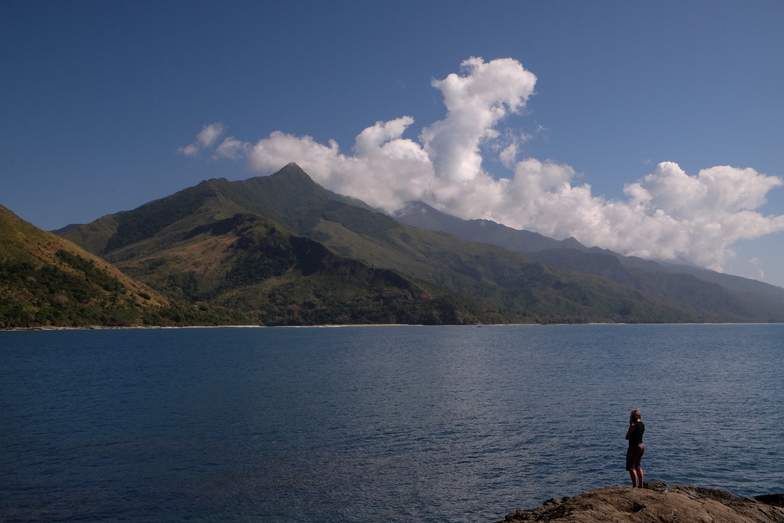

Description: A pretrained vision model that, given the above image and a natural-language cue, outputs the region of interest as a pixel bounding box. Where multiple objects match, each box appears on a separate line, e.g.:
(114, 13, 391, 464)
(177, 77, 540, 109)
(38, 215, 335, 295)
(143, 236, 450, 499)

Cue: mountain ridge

(104, 209, 471, 326)
(393, 199, 784, 309)
(394, 200, 587, 253)
(53, 164, 784, 324)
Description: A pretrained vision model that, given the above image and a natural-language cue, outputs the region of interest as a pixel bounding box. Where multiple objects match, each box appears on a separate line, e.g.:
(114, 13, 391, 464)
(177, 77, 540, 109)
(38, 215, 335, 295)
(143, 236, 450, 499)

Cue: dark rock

(758, 494, 784, 508)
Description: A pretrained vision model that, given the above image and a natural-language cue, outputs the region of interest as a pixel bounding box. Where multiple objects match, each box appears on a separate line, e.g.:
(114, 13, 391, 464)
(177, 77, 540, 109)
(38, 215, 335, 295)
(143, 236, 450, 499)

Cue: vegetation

(528, 248, 784, 322)
(109, 212, 495, 326)
(0, 206, 246, 329)
(398, 200, 784, 321)
(0, 250, 247, 328)
(51, 165, 703, 326)
(5, 162, 780, 328)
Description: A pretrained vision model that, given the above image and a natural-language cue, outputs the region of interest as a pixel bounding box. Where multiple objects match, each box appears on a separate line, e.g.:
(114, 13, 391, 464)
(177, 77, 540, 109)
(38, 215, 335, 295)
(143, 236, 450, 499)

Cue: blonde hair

(630, 408, 642, 423)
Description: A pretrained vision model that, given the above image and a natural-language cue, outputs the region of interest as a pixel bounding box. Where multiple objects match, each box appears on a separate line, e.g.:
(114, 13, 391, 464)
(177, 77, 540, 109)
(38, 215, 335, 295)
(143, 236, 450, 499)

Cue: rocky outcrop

(496, 483, 784, 522)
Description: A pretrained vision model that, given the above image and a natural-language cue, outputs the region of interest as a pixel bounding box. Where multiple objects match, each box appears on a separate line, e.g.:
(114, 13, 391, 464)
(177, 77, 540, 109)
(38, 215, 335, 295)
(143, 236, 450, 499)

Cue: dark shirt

(628, 421, 645, 445)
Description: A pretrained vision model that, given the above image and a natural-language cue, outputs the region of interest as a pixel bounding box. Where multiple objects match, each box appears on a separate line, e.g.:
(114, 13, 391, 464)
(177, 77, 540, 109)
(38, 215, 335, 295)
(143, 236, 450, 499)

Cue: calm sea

(1, 324, 782, 522)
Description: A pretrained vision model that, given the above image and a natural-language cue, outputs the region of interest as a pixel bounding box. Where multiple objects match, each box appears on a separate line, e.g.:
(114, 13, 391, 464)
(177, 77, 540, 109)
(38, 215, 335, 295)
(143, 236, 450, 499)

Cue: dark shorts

(626, 442, 645, 471)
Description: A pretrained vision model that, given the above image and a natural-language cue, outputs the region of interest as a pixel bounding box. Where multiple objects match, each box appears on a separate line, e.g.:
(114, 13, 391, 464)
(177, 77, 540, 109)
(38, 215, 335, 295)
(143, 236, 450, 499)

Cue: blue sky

(2, 0, 784, 287)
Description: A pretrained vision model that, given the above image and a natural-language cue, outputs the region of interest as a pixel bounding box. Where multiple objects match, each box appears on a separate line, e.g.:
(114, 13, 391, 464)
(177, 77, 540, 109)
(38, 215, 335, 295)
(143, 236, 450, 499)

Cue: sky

(2, 1, 784, 288)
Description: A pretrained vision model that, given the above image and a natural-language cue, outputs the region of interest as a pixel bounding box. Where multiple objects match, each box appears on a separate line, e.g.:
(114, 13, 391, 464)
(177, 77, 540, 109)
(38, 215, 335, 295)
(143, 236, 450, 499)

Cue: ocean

(1, 324, 782, 522)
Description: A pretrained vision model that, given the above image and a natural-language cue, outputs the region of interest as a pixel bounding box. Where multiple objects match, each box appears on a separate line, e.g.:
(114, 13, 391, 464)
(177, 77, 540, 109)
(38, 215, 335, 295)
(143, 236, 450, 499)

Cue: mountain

(55, 163, 762, 324)
(394, 200, 588, 253)
(394, 200, 784, 320)
(88, 210, 473, 326)
(53, 171, 490, 325)
(0, 204, 245, 328)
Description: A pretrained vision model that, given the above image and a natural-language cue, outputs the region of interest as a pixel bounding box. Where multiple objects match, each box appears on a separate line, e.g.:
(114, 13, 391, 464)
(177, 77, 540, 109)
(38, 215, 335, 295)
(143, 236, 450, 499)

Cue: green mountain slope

(102, 211, 480, 325)
(57, 164, 723, 324)
(527, 248, 784, 322)
(394, 200, 784, 321)
(0, 205, 245, 328)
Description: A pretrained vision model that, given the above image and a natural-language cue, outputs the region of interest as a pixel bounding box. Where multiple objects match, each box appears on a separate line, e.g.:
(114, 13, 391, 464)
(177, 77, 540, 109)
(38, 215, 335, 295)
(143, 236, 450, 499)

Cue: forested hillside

(0, 205, 245, 328)
(55, 164, 766, 325)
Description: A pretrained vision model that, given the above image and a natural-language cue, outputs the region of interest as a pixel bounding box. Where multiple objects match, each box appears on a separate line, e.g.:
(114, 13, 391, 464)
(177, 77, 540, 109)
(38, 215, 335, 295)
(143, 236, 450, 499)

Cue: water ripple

(1, 324, 782, 522)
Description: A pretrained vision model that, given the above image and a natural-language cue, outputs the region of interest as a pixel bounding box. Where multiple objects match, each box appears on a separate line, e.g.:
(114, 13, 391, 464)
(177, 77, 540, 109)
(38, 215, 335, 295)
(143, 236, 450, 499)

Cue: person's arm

(625, 422, 636, 440)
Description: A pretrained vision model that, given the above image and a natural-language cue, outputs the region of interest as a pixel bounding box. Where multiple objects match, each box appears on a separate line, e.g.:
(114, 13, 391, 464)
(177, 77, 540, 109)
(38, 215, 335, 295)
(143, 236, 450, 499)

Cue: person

(625, 407, 645, 488)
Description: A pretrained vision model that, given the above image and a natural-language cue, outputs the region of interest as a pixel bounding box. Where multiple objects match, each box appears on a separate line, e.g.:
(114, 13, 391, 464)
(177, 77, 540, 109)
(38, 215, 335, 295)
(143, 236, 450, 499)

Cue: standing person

(625, 408, 645, 488)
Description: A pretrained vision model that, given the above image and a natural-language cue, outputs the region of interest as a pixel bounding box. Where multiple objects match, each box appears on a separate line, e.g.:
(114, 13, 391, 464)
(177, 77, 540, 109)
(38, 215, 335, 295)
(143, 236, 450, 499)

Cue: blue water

(1, 324, 782, 522)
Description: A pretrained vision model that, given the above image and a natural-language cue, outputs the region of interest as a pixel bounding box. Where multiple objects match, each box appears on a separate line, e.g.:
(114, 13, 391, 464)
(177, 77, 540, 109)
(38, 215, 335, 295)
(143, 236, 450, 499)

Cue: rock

(757, 494, 784, 508)
(495, 484, 784, 523)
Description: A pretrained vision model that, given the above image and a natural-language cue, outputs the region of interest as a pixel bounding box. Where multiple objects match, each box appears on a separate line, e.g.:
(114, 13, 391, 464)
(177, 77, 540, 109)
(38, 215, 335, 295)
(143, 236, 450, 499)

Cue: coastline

(5, 322, 782, 332)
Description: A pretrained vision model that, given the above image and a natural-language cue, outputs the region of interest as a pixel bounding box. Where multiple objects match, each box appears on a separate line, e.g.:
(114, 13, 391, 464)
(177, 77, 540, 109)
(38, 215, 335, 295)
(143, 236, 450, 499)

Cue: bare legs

(629, 466, 644, 488)
(627, 442, 645, 488)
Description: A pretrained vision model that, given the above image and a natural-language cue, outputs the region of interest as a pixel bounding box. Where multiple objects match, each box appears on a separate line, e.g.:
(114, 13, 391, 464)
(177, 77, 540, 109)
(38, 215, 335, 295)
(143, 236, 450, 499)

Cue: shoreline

(3, 321, 783, 332)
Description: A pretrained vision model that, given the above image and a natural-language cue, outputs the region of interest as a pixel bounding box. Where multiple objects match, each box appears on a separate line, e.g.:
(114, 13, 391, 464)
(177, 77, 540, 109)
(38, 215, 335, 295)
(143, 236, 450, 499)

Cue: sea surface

(1, 324, 782, 522)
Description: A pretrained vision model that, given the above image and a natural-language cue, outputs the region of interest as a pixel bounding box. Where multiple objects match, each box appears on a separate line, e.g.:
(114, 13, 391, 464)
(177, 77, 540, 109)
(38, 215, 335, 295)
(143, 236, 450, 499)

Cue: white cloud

(178, 144, 199, 157)
(215, 136, 251, 160)
(178, 123, 225, 156)
(420, 56, 536, 184)
(496, 130, 532, 169)
(197, 123, 225, 147)
(181, 57, 784, 275)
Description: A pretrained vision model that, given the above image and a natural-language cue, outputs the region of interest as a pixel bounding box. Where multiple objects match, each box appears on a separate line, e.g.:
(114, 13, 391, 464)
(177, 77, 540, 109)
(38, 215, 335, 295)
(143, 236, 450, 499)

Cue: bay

(1, 324, 782, 522)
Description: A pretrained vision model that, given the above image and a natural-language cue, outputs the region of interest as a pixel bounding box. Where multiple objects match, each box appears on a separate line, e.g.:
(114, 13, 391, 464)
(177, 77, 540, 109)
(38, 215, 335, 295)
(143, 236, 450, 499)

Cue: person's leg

(627, 445, 641, 487)
(636, 444, 645, 487)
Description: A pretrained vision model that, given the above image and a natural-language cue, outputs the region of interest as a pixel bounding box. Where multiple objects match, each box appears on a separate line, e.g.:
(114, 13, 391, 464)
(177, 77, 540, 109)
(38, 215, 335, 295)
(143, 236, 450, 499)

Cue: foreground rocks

(496, 482, 784, 522)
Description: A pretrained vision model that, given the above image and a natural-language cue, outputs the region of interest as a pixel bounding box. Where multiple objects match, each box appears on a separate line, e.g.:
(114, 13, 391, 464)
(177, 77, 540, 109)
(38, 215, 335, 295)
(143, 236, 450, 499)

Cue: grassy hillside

(0, 205, 245, 328)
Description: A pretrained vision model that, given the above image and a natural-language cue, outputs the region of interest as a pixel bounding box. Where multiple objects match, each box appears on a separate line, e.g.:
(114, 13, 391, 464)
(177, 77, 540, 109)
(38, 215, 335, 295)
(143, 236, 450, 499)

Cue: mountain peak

(272, 162, 312, 181)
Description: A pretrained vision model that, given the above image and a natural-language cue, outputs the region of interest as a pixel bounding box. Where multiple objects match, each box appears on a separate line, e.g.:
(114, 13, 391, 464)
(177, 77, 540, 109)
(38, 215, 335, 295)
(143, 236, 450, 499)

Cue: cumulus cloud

(178, 123, 226, 156)
(215, 136, 251, 160)
(500, 160, 784, 270)
(420, 56, 536, 184)
(181, 57, 784, 274)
